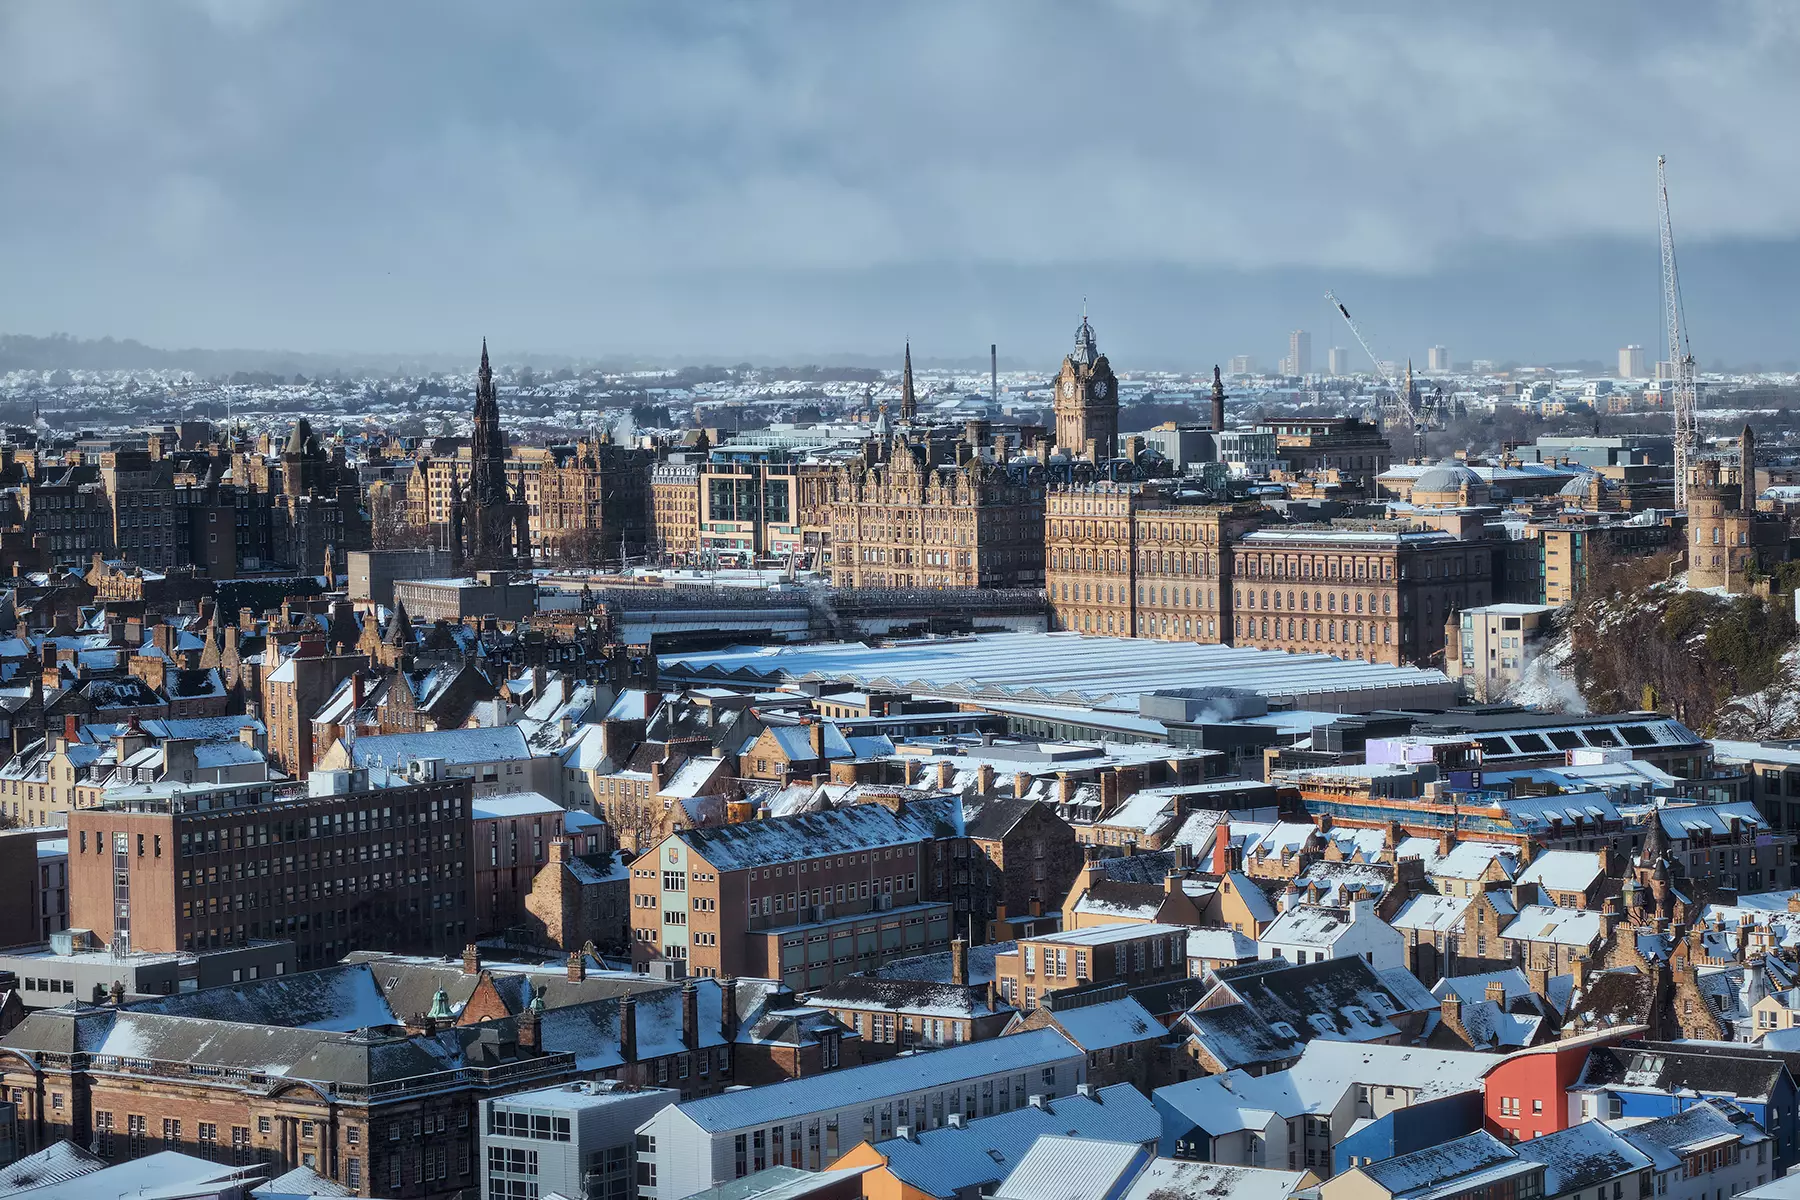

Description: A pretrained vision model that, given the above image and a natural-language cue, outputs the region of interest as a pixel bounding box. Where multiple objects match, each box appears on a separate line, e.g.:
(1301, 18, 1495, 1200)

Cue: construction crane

(1658, 155, 1699, 510)
(1326, 290, 1427, 460)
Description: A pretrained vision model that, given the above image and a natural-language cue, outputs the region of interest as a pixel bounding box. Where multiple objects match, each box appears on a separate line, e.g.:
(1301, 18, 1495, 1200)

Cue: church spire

(899, 341, 917, 422)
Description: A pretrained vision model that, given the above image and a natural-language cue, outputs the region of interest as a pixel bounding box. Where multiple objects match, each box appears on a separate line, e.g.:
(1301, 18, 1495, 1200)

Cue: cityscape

(4, 6, 1800, 1200)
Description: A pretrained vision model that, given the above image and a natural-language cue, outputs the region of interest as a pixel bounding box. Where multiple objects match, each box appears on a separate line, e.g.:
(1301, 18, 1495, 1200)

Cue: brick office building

(992, 922, 1189, 1012)
(67, 768, 475, 968)
(630, 798, 961, 987)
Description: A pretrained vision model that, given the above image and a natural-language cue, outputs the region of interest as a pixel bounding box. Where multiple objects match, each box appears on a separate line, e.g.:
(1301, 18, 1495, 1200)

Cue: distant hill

(0, 333, 1041, 377)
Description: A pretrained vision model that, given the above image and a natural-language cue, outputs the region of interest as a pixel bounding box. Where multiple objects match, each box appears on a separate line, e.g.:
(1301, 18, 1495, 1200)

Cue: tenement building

(827, 436, 1044, 589)
(650, 460, 701, 562)
(534, 437, 654, 565)
(67, 769, 475, 968)
(1045, 480, 1265, 640)
(1230, 523, 1494, 666)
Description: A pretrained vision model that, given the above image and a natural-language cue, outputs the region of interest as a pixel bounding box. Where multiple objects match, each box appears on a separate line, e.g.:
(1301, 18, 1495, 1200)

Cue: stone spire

(900, 342, 917, 422)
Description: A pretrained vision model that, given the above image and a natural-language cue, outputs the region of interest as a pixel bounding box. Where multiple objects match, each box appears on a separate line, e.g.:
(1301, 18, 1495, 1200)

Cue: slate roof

(0, 1141, 105, 1194)
(1095, 851, 1183, 885)
(1037, 996, 1163, 1051)
(804, 977, 999, 1020)
(346, 725, 532, 769)
(872, 942, 1016, 987)
(1578, 1040, 1788, 1103)
(1619, 1100, 1770, 1161)
(1359, 1131, 1527, 1200)
(1119, 1158, 1309, 1200)
(869, 1083, 1157, 1198)
(1075, 880, 1169, 921)
(1513, 1120, 1652, 1195)
(125, 963, 397, 1031)
(674, 796, 960, 872)
(1201, 957, 1429, 1045)
(962, 792, 1040, 840)
(1181, 1003, 1306, 1071)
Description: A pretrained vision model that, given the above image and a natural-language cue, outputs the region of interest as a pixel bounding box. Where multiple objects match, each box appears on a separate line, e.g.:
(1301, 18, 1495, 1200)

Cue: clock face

(1061, 379, 1075, 398)
(1091, 380, 1109, 400)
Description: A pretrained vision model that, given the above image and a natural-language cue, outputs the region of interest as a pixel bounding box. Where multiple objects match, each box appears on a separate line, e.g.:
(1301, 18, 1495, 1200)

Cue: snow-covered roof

(347, 725, 532, 769)
(472, 792, 565, 820)
(672, 1027, 1080, 1133)
(1117, 1159, 1309, 1200)
(1261, 905, 1358, 949)
(1517, 850, 1604, 895)
(1040, 996, 1162, 1051)
(659, 631, 1455, 713)
(674, 796, 959, 873)
(1390, 894, 1470, 934)
(871, 1085, 1156, 1199)
(1501, 905, 1602, 947)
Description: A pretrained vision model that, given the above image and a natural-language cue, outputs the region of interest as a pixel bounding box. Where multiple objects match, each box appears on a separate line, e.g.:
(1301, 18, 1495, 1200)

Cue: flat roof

(661, 632, 1454, 714)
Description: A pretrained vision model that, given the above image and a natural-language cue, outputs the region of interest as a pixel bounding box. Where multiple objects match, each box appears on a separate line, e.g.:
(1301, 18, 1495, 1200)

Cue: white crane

(1326, 290, 1425, 460)
(1658, 155, 1699, 510)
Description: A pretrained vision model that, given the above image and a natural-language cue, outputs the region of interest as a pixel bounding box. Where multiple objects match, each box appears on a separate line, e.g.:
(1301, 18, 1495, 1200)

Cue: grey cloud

(1, 1, 1796, 361)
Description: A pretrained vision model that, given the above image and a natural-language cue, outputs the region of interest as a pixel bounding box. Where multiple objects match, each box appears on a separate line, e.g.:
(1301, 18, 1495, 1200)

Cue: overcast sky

(5, 1, 1799, 368)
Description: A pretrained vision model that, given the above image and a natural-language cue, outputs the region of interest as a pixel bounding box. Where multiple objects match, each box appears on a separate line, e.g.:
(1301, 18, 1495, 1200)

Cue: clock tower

(1053, 311, 1118, 461)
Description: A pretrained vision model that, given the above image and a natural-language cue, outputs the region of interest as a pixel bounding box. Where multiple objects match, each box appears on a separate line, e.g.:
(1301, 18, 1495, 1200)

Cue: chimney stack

(809, 721, 826, 760)
(721, 977, 739, 1041)
(619, 993, 638, 1062)
(519, 994, 542, 1053)
(951, 938, 969, 987)
(1014, 772, 1032, 799)
(936, 760, 955, 790)
(681, 980, 699, 1049)
(567, 951, 586, 983)
(974, 764, 995, 795)
(1485, 981, 1506, 1004)
(462, 943, 480, 975)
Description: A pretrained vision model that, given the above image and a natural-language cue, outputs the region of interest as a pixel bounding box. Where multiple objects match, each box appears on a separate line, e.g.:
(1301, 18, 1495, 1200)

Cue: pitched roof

(673, 1027, 1080, 1132)
(346, 725, 532, 768)
(870, 1084, 1157, 1197)
(673, 796, 960, 872)
(995, 1136, 1150, 1200)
